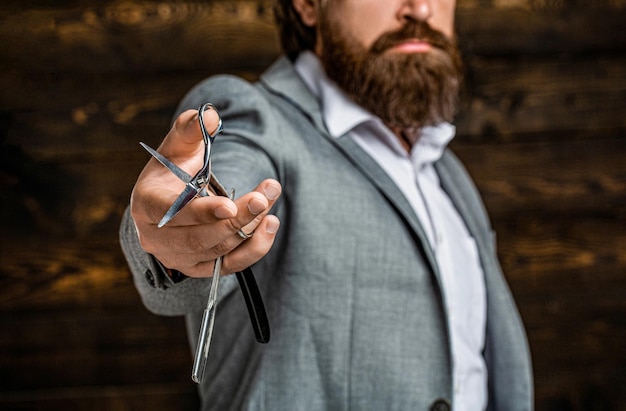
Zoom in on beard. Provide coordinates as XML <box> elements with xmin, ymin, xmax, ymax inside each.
<box><xmin>318</xmin><ymin>17</ymin><xmax>463</xmax><ymax>130</ymax></box>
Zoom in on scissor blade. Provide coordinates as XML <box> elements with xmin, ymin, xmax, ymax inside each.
<box><xmin>191</xmin><ymin>255</ymin><xmax>222</xmax><ymax>383</ymax></box>
<box><xmin>158</xmin><ymin>184</ymin><xmax>198</xmax><ymax>227</ymax></box>
<box><xmin>140</xmin><ymin>142</ymin><xmax>192</xmax><ymax>184</ymax></box>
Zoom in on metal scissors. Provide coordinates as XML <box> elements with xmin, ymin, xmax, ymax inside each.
<box><xmin>140</xmin><ymin>103</ymin><xmax>270</xmax><ymax>384</ymax></box>
<box><xmin>140</xmin><ymin>103</ymin><xmax>223</xmax><ymax>228</ymax></box>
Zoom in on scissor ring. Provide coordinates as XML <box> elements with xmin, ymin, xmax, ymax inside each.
<box><xmin>236</xmin><ymin>229</ymin><xmax>254</xmax><ymax>240</ymax></box>
<box><xmin>198</xmin><ymin>103</ymin><xmax>223</xmax><ymax>144</ymax></box>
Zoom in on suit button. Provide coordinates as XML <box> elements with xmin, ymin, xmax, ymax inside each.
<box><xmin>145</xmin><ymin>269</ymin><xmax>156</xmax><ymax>287</ymax></box>
<box><xmin>430</xmin><ymin>398</ymin><xmax>451</xmax><ymax>411</ymax></box>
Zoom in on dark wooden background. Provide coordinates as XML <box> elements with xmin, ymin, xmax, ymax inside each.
<box><xmin>1</xmin><ymin>0</ymin><xmax>624</xmax><ymax>410</ymax></box>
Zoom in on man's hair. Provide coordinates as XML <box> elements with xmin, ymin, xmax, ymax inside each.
<box><xmin>273</xmin><ymin>0</ymin><xmax>317</xmax><ymax>60</ymax></box>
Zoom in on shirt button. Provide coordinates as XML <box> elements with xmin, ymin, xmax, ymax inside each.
<box><xmin>430</xmin><ymin>398</ymin><xmax>451</xmax><ymax>411</ymax></box>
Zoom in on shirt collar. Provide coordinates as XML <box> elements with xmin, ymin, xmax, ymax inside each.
<box><xmin>410</xmin><ymin>122</ymin><xmax>456</xmax><ymax>169</ymax></box>
<box><xmin>294</xmin><ymin>51</ymin><xmax>373</xmax><ymax>138</ymax></box>
<box><xmin>294</xmin><ymin>51</ymin><xmax>456</xmax><ymax>167</ymax></box>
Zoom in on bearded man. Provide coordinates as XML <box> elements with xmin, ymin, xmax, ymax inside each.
<box><xmin>120</xmin><ymin>0</ymin><xmax>534</xmax><ymax>410</ymax></box>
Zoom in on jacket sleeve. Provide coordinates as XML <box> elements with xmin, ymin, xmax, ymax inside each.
<box><xmin>119</xmin><ymin>207</ymin><xmax>212</xmax><ymax>315</ymax></box>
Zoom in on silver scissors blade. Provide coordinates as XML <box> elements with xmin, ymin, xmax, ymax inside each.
<box><xmin>139</xmin><ymin>142</ymin><xmax>192</xmax><ymax>184</ymax></box>
<box><xmin>191</xmin><ymin>253</ymin><xmax>222</xmax><ymax>383</ymax></box>
<box><xmin>158</xmin><ymin>184</ymin><xmax>199</xmax><ymax>227</ymax></box>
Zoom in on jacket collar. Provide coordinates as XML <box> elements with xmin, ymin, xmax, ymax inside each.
<box><xmin>259</xmin><ymin>56</ymin><xmax>327</xmax><ymax>136</ymax></box>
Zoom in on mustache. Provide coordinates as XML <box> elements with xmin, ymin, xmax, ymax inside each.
<box><xmin>369</xmin><ymin>21</ymin><xmax>454</xmax><ymax>55</ymax></box>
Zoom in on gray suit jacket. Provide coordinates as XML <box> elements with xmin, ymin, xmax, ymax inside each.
<box><xmin>120</xmin><ymin>57</ymin><xmax>533</xmax><ymax>411</ymax></box>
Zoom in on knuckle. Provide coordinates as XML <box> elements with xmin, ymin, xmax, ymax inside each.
<box><xmin>185</xmin><ymin>232</ymin><xmax>209</xmax><ymax>253</ymax></box>
<box><xmin>225</xmin><ymin>217</ymin><xmax>244</xmax><ymax>232</ymax></box>
<box><xmin>133</xmin><ymin>195</ymin><xmax>163</xmax><ymax>226</ymax></box>
<box><xmin>211</xmin><ymin>240</ymin><xmax>233</xmax><ymax>257</ymax></box>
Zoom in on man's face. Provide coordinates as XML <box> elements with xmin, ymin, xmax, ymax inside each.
<box><xmin>300</xmin><ymin>0</ymin><xmax>462</xmax><ymax>129</ymax></box>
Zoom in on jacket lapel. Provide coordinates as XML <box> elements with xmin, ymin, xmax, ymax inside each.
<box><xmin>259</xmin><ymin>57</ymin><xmax>327</xmax><ymax>135</ymax></box>
<box><xmin>435</xmin><ymin>152</ymin><xmax>495</xmax><ymax>268</ymax></box>
<box><xmin>333</xmin><ymin>137</ymin><xmax>441</xmax><ymax>277</ymax></box>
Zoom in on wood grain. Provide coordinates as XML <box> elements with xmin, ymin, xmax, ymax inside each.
<box><xmin>1</xmin><ymin>0</ymin><xmax>624</xmax><ymax>409</ymax></box>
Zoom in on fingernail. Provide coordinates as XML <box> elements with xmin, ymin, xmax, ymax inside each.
<box><xmin>266</xmin><ymin>217</ymin><xmax>280</xmax><ymax>234</ymax></box>
<box><xmin>215</xmin><ymin>204</ymin><xmax>236</xmax><ymax>219</ymax></box>
<box><xmin>248</xmin><ymin>198</ymin><xmax>266</xmax><ymax>215</ymax></box>
<box><xmin>264</xmin><ymin>184</ymin><xmax>281</xmax><ymax>200</ymax></box>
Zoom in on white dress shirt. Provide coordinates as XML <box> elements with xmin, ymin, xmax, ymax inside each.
<box><xmin>295</xmin><ymin>51</ymin><xmax>488</xmax><ymax>411</ymax></box>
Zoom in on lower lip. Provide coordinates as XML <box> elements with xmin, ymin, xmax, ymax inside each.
<box><xmin>390</xmin><ymin>41</ymin><xmax>432</xmax><ymax>54</ymax></box>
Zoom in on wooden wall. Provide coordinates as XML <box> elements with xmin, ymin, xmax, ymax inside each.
<box><xmin>1</xmin><ymin>0</ymin><xmax>624</xmax><ymax>409</ymax></box>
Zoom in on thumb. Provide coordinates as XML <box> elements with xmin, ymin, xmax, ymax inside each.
<box><xmin>159</xmin><ymin>105</ymin><xmax>222</xmax><ymax>158</ymax></box>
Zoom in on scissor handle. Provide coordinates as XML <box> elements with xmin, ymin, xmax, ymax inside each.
<box><xmin>193</xmin><ymin>103</ymin><xmax>224</xmax><ymax>185</ymax></box>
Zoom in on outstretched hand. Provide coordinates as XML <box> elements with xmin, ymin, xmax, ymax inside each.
<box><xmin>130</xmin><ymin>108</ymin><xmax>281</xmax><ymax>278</ymax></box>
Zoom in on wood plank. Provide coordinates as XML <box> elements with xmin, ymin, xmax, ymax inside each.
<box><xmin>492</xmin><ymin>211</ymin><xmax>626</xmax><ymax>409</ymax></box>
<box><xmin>0</xmin><ymin>1</ymin><xmax>281</xmax><ymax>74</ymax></box>
<box><xmin>0</xmin><ymin>306</ymin><xmax>194</xmax><ymax>389</ymax></box>
<box><xmin>452</xmin><ymin>135</ymin><xmax>626</xmax><ymax>215</ymax></box>
<box><xmin>456</xmin><ymin>56</ymin><xmax>626</xmax><ymax>137</ymax></box>
<box><xmin>0</xmin><ymin>234</ymin><xmax>133</xmax><ymax>309</ymax></box>
<box><xmin>456</xmin><ymin>2</ymin><xmax>626</xmax><ymax>56</ymax></box>
<box><xmin>0</xmin><ymin>383</ymin><xmax>199</xmax><ymax>411</ymax></box>
<box><xmin>1</xmin><ymin>1</ymin><xmax>625</xmax><ymax>74</ymax></box>
<box><xmin>2</xmin><ymin>55</ymin><xmax>624</xmax><ymax>154</ymax></box>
